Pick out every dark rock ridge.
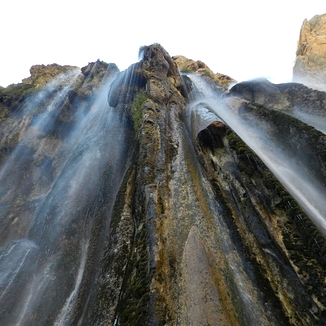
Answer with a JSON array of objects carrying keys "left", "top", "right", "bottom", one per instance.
[
  {"left": 228, "top": 79, "right": 326, "bottom": 185},
  {"left": 0, "top": 44, "right": 326, "bottom": 326}
]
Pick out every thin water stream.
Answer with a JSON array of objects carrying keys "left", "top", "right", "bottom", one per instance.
[
  {"left": 188, "top": 75, "right": 326, "bottom": 236},
  {"left": 291, "top": 109, "right": 326, "bottom": 134},
  {"left": 183, "top": 82, "right": 281, "bottom": 325},
  {"left": 1, "top": 52, "right": 325, "bottom": 325},
  {"left": 0, "top": 69, "right": 135, "bottom": 325}
]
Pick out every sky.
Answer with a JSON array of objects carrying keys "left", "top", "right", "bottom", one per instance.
[{"left": 1, "top": 0, "right": 325, "bottom": 87}]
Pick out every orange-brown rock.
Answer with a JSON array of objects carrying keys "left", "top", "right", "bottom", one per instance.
[
  {"left": 22, "top": 63, "right": 79, "bottom": 88},
  {"left": 293, "top": 14, "right": 326, "bottom": 88},
  {"left": 173, "top": 55, "right": 236, "bottom": 90}
]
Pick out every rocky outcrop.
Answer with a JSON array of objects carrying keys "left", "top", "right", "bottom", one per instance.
[
  {"left": 22, "top": 64, "right": 79, "bottom": 88},
  {"left": 0, "top": 64, "right": 79, "bottom": 117},
  {"left": 1, "top": 44, "right": 326, "bottom": 326},
  {"left": 196, "top": 118, "right": 326, "bottom": 325},
  {"left": 0, "top": 60, "right": 119, "bottom": 165},
  {"left": 293, "top": 14, "right": 326, "bottom": 88},
  {"left": 173, "top": 55, "right": 236, "bottom": 91},
  {"left": 228, "top": 77, "right": 326, "bottom": 114}
]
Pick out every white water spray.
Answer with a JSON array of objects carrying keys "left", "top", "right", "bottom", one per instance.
[
  {"left": 54, "top": 239, "right": 89, "bottom": 326},
  {"left": 0, "top": 68, "right": 135, "bottom": 325},
  {"left": 189, "top": 75, "right": 326, "bottom": 235}
]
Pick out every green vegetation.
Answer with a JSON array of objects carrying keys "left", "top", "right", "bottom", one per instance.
[
  {"left": 227, "top": 128, "right": 326, "bottom": 279},
  {"left": 180, "top": 66, "right": 193, "bottom": 73},
  {"left": 0, "top": 82, "right": 38, "bottom": 99},
  {"left": 131, "top": 89, "right": 148, "bottom": 131}
]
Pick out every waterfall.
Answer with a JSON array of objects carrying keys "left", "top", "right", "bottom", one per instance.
[
  {"left": 1, "top": 45, "right": 326, "bottom": 325},
  {"left": 291, "top": 109, "right": 326, "bottom": 134},
  {"left": 0, "top": 67, "right": 135, "bottom": 325},
  {"left": 187, "top": 74, "right": 326, "bottom": 236}
]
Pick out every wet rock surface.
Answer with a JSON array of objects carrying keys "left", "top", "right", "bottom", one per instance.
[{"left": 0, "top": 44, "right": 326, "bottom": 326}]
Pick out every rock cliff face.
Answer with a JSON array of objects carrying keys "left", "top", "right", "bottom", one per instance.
[
  {"left": 293, "top": 14, "right": 326, "bottom": 88},
  {"left": 173, "top": 55, "right": 236, "bottom": 90},
  {"left": 0, "top": 44, "right": 326, "bottom": 326}
]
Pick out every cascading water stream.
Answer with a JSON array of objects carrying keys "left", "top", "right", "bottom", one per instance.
[
  {"left": 187, "top": 74, "right": 326, "bottom": 236},
  {"left": 174, "top": 75, "right": 276, "bottom": 325},
  {"left": 54, "top": 239, "right": 90, "bottom": 326},
  {"left": 290, "top": 109, "right": 326, "bottom": 134},
  {"left": 2, "top": 43, "right": 326, "bottom": 325},
  {"left": 0, "top": 68, "right": 135, "bottom": 325}
]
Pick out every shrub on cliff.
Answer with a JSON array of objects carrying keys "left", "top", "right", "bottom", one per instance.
[{"left": 131, "top": 89, "right": 147, "bottom": 131}]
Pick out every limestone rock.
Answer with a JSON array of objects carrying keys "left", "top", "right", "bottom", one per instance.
[
  {"left": 78, "top": 60, "right": 119, "bottom": 98},
  {"left": 22, "top": 63, "right": 79, "bottom": 88},
  {"left": 228, "top": 78, "right": 290, "bottom": 110},
  {"left": 293, "top": 14, "right": 326, "bottom": 88},
  {"left": 1, "top": 43, "right": 326, "bottom": 326},
  {"left": 0, "top": 64, "right": 80, "bottom": 115},
  {"left": 81, "top": 60, "right": 118, "bottom": 78},
  {"left": 228, "top": 78, "right": 326, "bottom": 118},
  {"left": 173, "top": 55, "right": 236, "bottom": 90}
]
